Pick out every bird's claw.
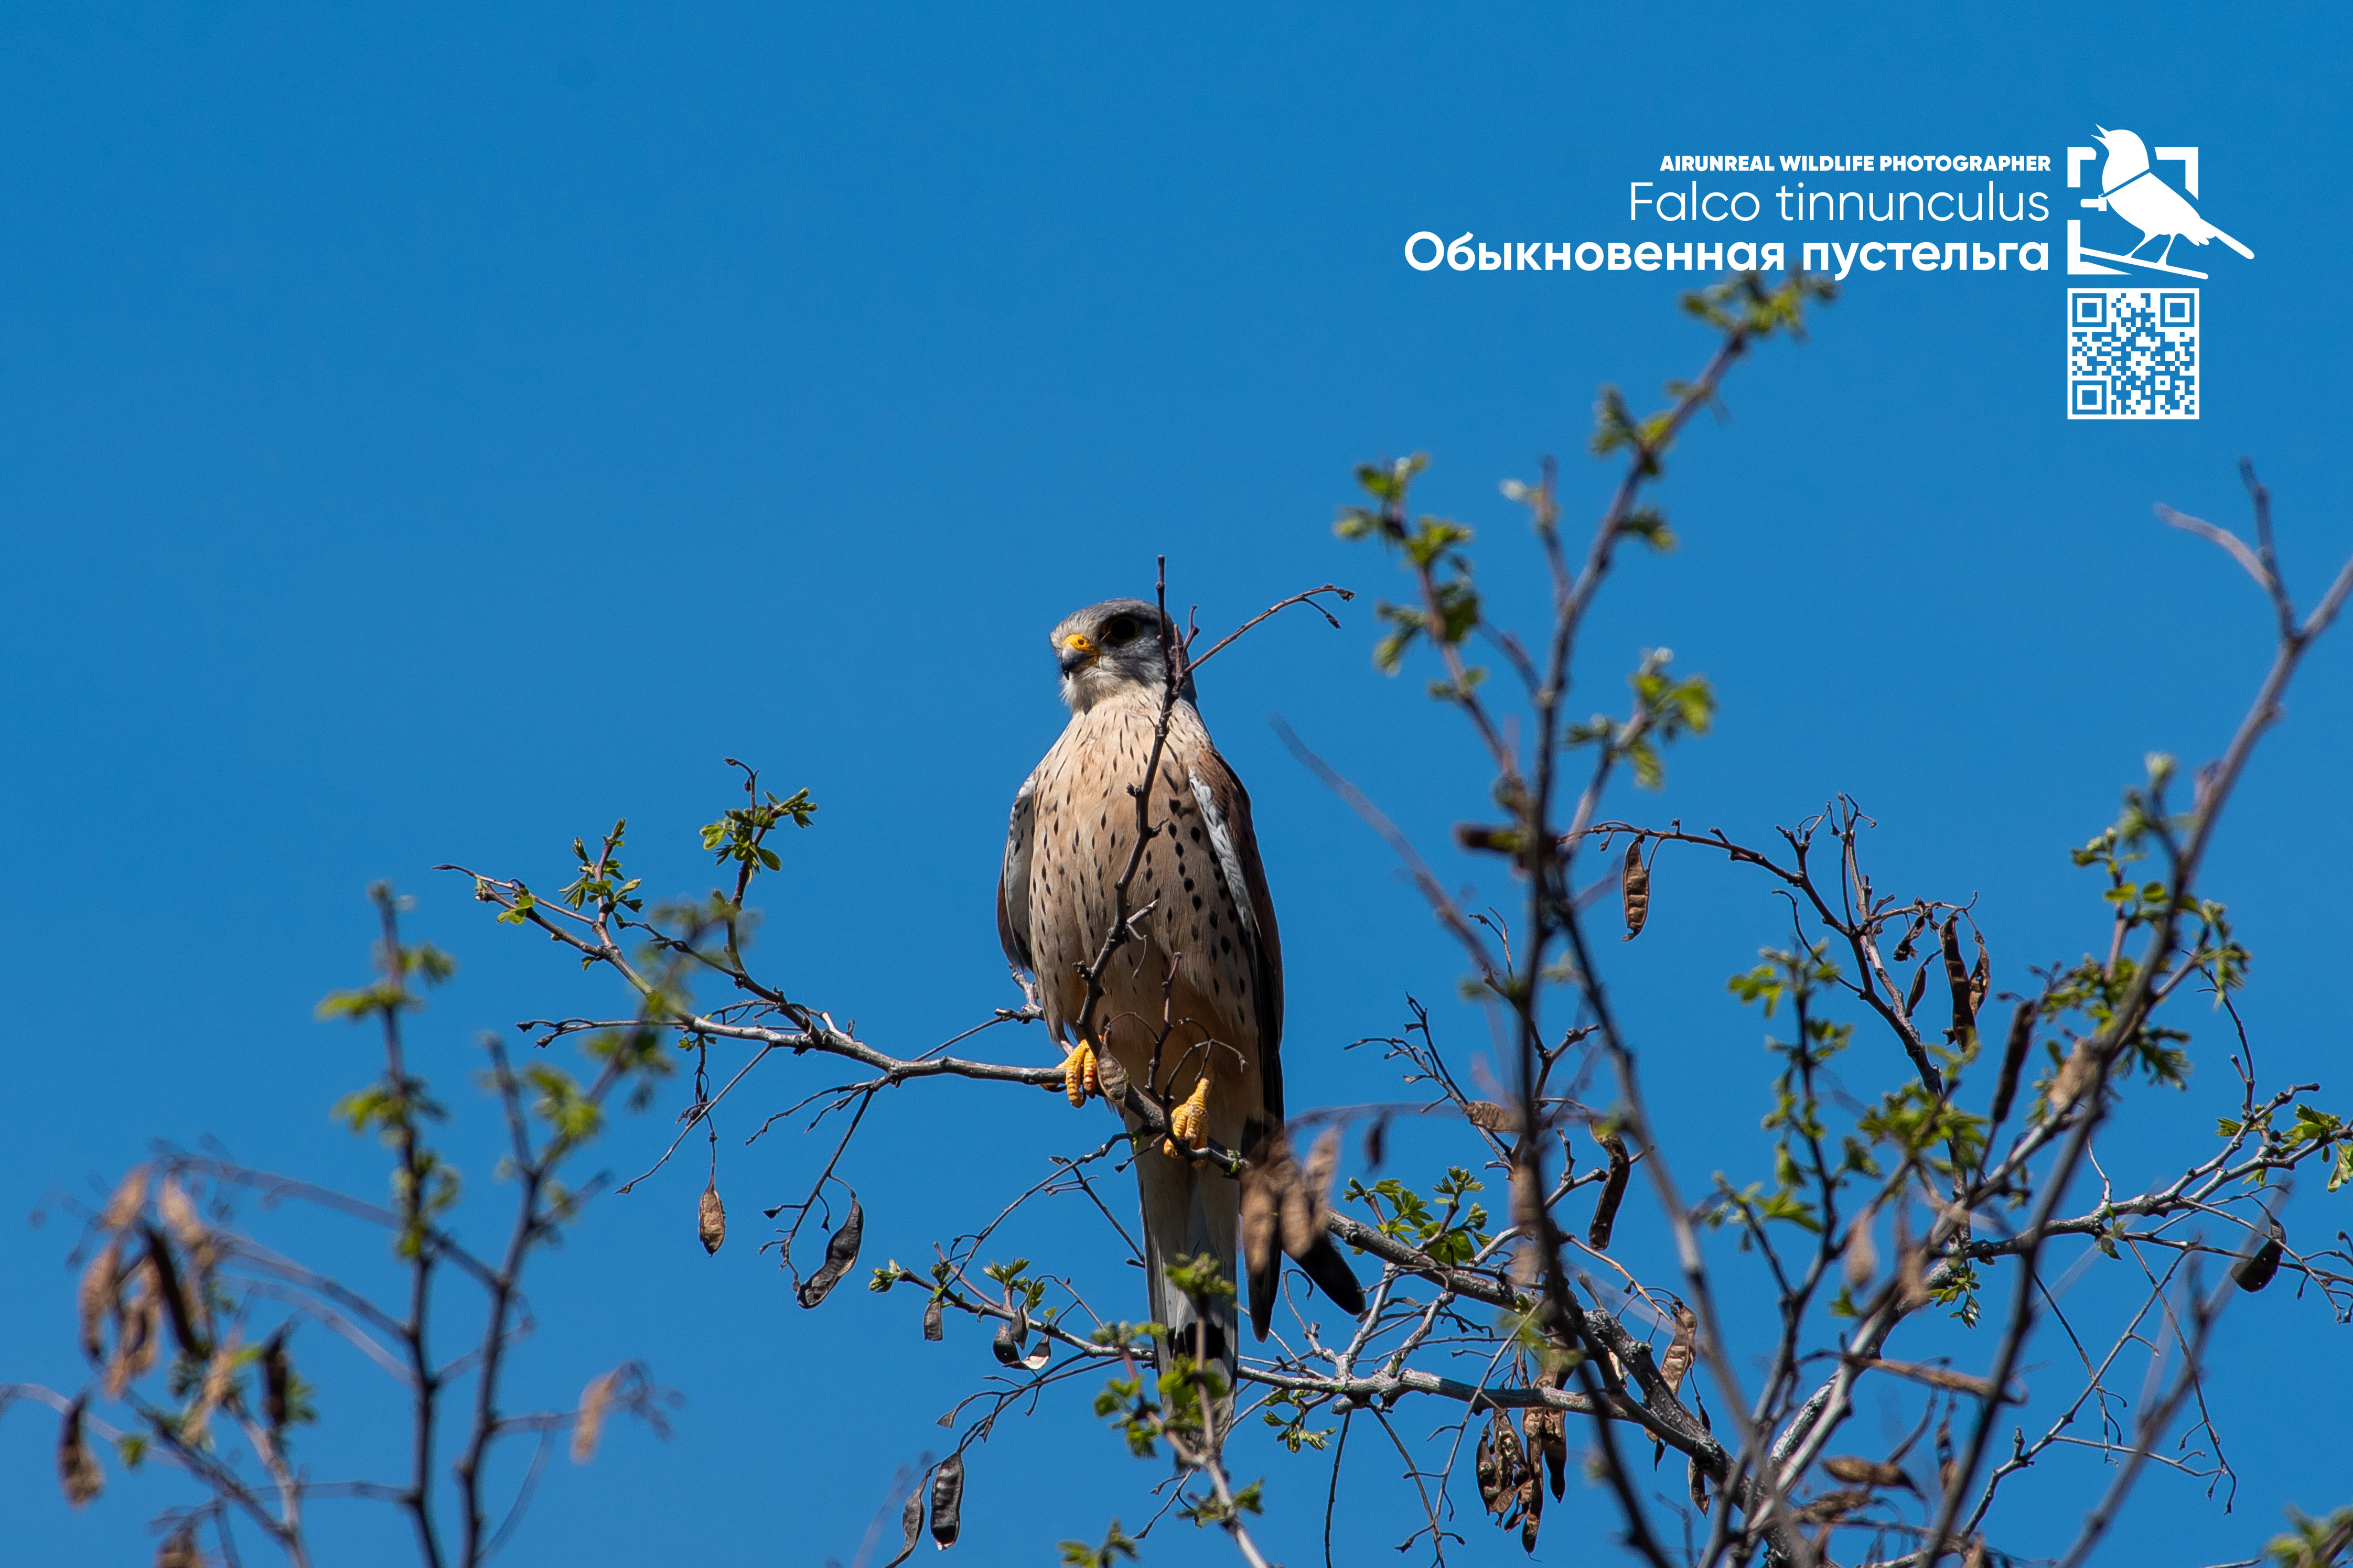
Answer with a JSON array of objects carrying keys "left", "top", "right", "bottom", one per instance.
[
  {"left": 1162, "top": 1077, "right": 1211, "bottom": 1157},
  {"left": 1061, "top": 1042, "right": 1100, "bottom": 1107}
]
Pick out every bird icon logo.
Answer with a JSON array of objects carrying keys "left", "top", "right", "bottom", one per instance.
[{"left": 2068, "top": 127, "right": 2252, "bottom": 279}]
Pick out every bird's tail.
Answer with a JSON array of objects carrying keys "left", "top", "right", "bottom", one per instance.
[
  {"left": 1136, "top": 1143, "right": 1241, "bottom": 1421},
  {"left": 2209, "top": 224, "right": 2254, "bottom": 259}
]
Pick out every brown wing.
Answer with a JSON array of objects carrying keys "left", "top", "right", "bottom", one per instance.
[
  {"left": 1183, "top": 752, "right": 1284, "bottom": 1123},
  {"left": 996, "top": 768, "right": 1039, "bottom": 974}
]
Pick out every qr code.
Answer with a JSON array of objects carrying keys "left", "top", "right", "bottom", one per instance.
[{"left": 2067, "top": 289, "right": 2197, "bottom": 419}]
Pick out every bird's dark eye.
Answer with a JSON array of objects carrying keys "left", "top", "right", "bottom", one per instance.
[{"left": 1103, "top": 615, "right": 1140, "bottom": 644}]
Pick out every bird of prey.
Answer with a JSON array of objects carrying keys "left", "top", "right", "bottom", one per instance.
[
  {"left": 997, "top": 598, "right": 1364, "bottom": 1381},
  {"left": 2082, "top": 126, "right": 2253, "bottom": 268}
]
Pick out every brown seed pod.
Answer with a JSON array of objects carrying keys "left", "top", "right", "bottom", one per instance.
[
  {"left": 795, "top": 1192, "right": 866, "bottom": 1309},
  {"left": 1093, "top": 1048, "right": 1129, "bottom": 1105},
  {"left": 1892, "top": 909, "right": 1926, "bottom": 964},
  {"left": 99, "top": 1165, "right": 150, "bottom": 1233},
  {"left": 1587, "top": 1125, "right": 1632, "bottom": 1251},
  {"left": 1621, "top": 837, "right": 1651, "bottom": 940},
  {"left": 155, "top": 1520, "right": 202, "bottom": 1568},
  {"left": 572, "top": 1367, "right": 618, "bottom": 1463},
  {"left": 105, "top": 1259, "right": 160, "bottom": 1399},
  {"left": 929, "top": 1452, "right": 965, "bottom": 1548},
  {"left": 1903, "top": 963, "right": 1928, "bottom": 1019},
  {"left": 2232, "top": 1223, "right": 2285, "bottom": 1292},
  {"left": 1844, "top": 1204, "right": 1879, "bottom": 1292},
  {"left": 262, "top": 1328, "right": 292, "bottom": 1432},
  {"left": 1961, "top": 1534, "right": 1988, "bottom": 1568},
  {"left": 1968, "top": 932, "right": 1990, "bottom": 1018},
  {"left": 1490, "top": 1408, "right": 1526, "bottom": 1511},
  {"left": 1990, "top": 1001, "right": 2034, "bottom": 1129},
  {"left": 699, "top": 1182, "right": 727, "bottom": 1256},
  {"left": 186, "top": 1331, "right": 241, "bottom": 1446},
  {"left": 1689, "top": 1450, "right": 1710, "bottom": 1515},
  {"left": 1475, "top": 1419, "right": 1503, "bottom": 1514},
  {"left": 1523, "top": 1406, "right": 1567, "bottom": 1500},
  {"left": 923, "top": 1294, "right": 944, "bottom": 1342},
  {"left": 2048, "top": 1039, "right": 2098, "bottom": 1116},
  {"left": 1284, "top": 1129, "right": 1338, "bottom": 1259},
  {"left": 58, "top": 1395, "right": 102, "bottom": 1508},
  {"left": 1518, "top": 1474, "right": 1542, "bottom": 1552},
  {"left": 1464, "top": 1100, "right": 1519, "bottom": 1134},
  {"left": 77, "top": 1236, "right": 121, "bottom": 1366},
  {"left": 157, "top": 1176, "right": 205, "bottom": 1252},
  {"left": 1940, "top": 918, "right": 1976, "bottom": 1051},
  {"left": 1799, "top": 1487, "right": 1875, "bottom": 1523},
  {"left": 1362, "top": 1114, "right": 1388, "bottom": 1171},
  {"left": 1822, "top": 1455, "right": 1917, "bottom": 1491},
  {"left": 1660, "top": 1303, "right": 1696, "bottom": 1394},
  {"left": 143, "top": 1226, "right": 203, "bottom": 1358}
]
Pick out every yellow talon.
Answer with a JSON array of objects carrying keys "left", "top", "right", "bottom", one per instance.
[
  {"left": 1061, "top": 1042, "right": 1099, "bottom": 1108},
  {"left": 1163, "top": 1077, "right": 1211, "bottom": 1157}
]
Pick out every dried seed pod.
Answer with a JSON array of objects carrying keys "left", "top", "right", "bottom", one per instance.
[
  {"left": 1489, "top": 1408, "right": 1527, "bottom": 1510},
  {"left": 1799, "top": 1487, "right": 1875, "bottom": 1523},
  {"left": 923, "top": 1294, "right": 944, "bottom": 1342},
  {"left": 1240, "top": 1142, "right": 1284, "bottom": 1282},
  {"left": 1518, "top": 1474, "right": 1542, "bottom": 1552},
  {"left": 1903, "top": 963, "right": 1928, "bottom": 1019},
  {"left": 105, "top": 1260, "right": 160, "bottom": 1399},
  {"left": 262, "top": 1329, "right": 292, "bottom": 1432},
  {"left": 1587, "top": 1125, "right": 1632, "bottom": 1251},
  {"left": 1940, "top": 918, "right": 1976, "bottom": 1051},
  {"left": 929, "top": 1452, "right": 965, "bottom": 1548},
  {"left": 1464, "top": 1100, "right": 1519, "bottom": 1134},
  {"left": 1935, "top": 1399, "right": 1957, "bottom": 1495},
  {"left": 1659, "top": 1303, "right": 1697, "bottom": 1391},
  {"left": 1362, "top": 1114, "right": 1388, "bottom": 1171},
  {"left": 699, "top": 1182, "right": 727, "bottom": 1256},
  {"left": 58, "top": 1396, "right": 102, "bottom": 1507},
  {"left": 795, "top": 1192, "right": 865, "bottom": 1308},
  {"left": 157, "top": 1176, "right": 205, "bottom": 1252},
  {"left": 572, "top": 1367, "right": 618, "bottom": 1462},
  {"left": 156, "top": 1520, "right": 202, "bottom": 1568},
  {"left": 1844, "top": 1204, "right": 1879, "bottom": 1292},
  {"left": 1961, "top": 1534, "right": 1988, "bottom": 1568},
  {"left": 1475, "top": 1419, "right": 1503, "bottom": 1513},
  {"left": 1822, "top": 1455, "right": 1917, "bottom": 1491},
  {"left": 1621, "top": 837, "right": 1651, "bottom": 940},
  {"left": 881, "top": 1480, "right": 924, "bottom": 1568},
  {"left": 1892, "top": 910, "right": 1925, "bottom": 964},
  {"left": 1968, "top": 931, "right": 1990, "bottom": 1018},
  {"left": 2048, "top": 1039, "right": 2098, "bottom": 1116},
  {"left": 77, "top": 1236, "right": 120, "bottom": 1365},
  {"left": 1523, "top": 1407, "right": 1567, "bottom": 1500},
  {"left": 1284, "top": 1129, "right": 1338, "bottom": 1258},
  {"left": 991, "top": 1305, "right": 1029, "bottom": 1367},
  {"left": 1689, "top": 1448, "right": 1710, "bottom": 1515},
  {"left": 2232, "top": 1222, "right": 2285, "bottom": 1292},
  {"left": 1093, "top": 1048, "right": 1129, "bottom": 1104},
  {"left": 143, "top": 1226, "right": 203, "bottom": 1357},
  {"left": 99, "top": 1165, "right": 150, "bottom": 1233},
  {"left": 186, "top": 1331, "right": 241, "bottom": 1446},
  {"left": 1990, "top": 1002, "right": 2034, "bottom": 1129}
]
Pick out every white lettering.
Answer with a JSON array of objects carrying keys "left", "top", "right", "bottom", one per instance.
[
  {"left": 1760, "top": 241, "right": 1784, "bottom": 269},
  {"left": 1477, "top": 243, "right": 1502, "bottom": 271},
  {"left": 1727, "top": 240, "right": 1758, "bottom": 270},
  {"left": 1577, "top": 241, "right": 1604, "bottom": 271},
  {"left": 1802, "top": 242, "right": 1831, "bottom": 273},
  {"left": 1607, "top": 241, "right": 1632, "bottom": 271},
  {"left": 1447, "top": 233, "right": 1476, "bottom": 271},
  {"left": 1630, "top": 182, "right": 1655, "bottom": 220},
  {"left": 2020, "top": 241, "right": 2049, "bottom": 271},
  {"left": 1634, "top": 241, "right": 1661, "bottom": 271},
  {"left": 1404, "top": 232, "right": 1444, "bottom": 271}
]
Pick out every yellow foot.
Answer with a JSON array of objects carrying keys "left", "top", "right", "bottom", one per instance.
[
  {"left": 1061, "top": 1042, "right": 1099, "bottom": 1108},
  {"left": 1162, "top": 1077, "right": 1211, "bottom": 1157}
]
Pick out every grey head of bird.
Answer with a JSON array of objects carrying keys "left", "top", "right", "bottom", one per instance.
[
  {"left": 1048, "top": 597, "right": 1197, "bottom": 713},
  {"left": 2093, "top": 126, "right": 2151, "bottom": 184}
]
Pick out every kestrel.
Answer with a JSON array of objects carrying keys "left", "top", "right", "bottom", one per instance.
[{"left": 998, "top": 599, "right": 1363, "bottom": 1377}]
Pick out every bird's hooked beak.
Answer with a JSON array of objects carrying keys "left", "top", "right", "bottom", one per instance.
[
  {"left": 1058, "top": 631, "right": 1099, "bottom": 675},
  {"left": 2093, "top": 126, "right": 2113, "bottom": 148}
]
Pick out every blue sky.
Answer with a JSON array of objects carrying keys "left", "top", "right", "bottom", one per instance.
[{"left": 6, "top": 5, "right": 2351, "bottom": 1564}]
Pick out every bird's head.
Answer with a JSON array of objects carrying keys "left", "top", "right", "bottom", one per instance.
[
  {"left": 1048, "top": 598, "right": 1192, "bottom": 713},
  {"left": 2093, "top": 126, "right": 2151, "bottom": 177}
]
